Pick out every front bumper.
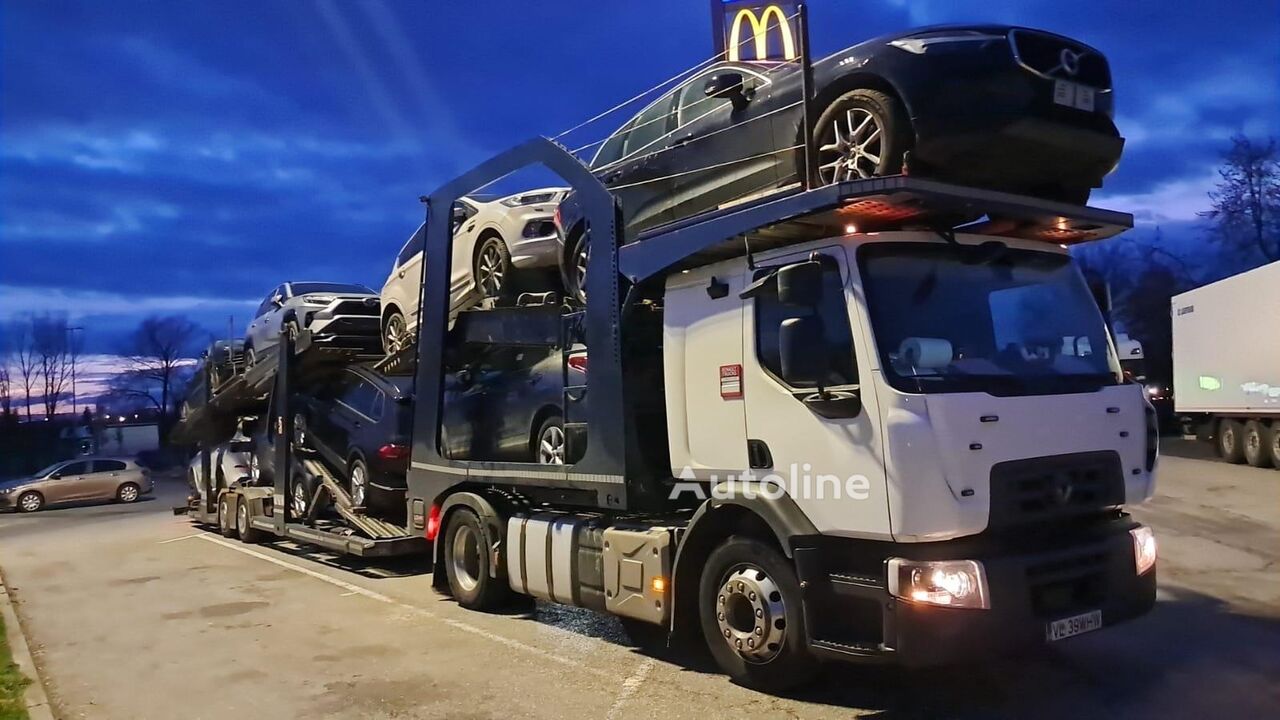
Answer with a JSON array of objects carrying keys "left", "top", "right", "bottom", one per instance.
[
  {"left": 508, "top": 233, "right": 560, "bottom": 269},
  {"left": 795, "top": 515, "right": 1156, "bottom": 666}
]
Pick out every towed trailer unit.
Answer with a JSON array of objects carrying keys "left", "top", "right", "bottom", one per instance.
[
  {"left": 406, "top": 138, "right": 1159, "bottom": 690},
  {"left": 176, "top": 330, "right": 426, "bottom": 558}
]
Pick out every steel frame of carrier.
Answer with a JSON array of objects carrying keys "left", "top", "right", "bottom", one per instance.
[{"left": 177, "top": 328, "right": 426, "bottom": 557}]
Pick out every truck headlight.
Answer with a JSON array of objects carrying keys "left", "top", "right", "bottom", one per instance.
[
  {"left": 1130, "top": 526, "right": 1157, "bottom": 575},
  {"left": 887, "top": 558, "right": 990, "bottom": 609}
]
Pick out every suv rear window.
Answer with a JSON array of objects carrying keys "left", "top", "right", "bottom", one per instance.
[{"left": 94, "top": 460, "right": 128, "bottom": 472}]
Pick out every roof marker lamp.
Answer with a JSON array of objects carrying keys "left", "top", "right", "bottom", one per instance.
[
  {"left": 887, "top": 558, "right": 990, "bottom": 609},
  {"left": 1131, "top": 526, "right": 1157, "bottom": 575}
]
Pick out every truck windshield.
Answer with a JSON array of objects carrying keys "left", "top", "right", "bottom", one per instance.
[{"left": 859, "top": 242, "right": 1120, "bottom": 396}]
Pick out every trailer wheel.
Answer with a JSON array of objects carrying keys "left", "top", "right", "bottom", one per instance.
[
  {"left": 218, "top": 495, "right": 236, "bottom": 538},
  {"left": 443, "top": 508, "right": 511, "bottom": 611},
  {"left": 1243, "top": 420, "right": 1273, "bottom": 468},
  {"left": 1269, "top": 422, "right": 1280, "bottom": 471},
  {"left": 699, "top": 536, "right": 817, "bottom": 691},
  {"left": 237, "top": 498, "right": 264, "bottom": 544},
  {"left": 1218, "top": 418, "right": 1246, "bottom": 463}
]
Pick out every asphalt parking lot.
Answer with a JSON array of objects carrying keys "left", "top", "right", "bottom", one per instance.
[{"left": 1, "top": 441, "right": 1278, "bottom": 720}]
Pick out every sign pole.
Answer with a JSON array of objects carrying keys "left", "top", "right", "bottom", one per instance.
[{"left": 797, "top": 2, "right": 815, "bottom": 190}]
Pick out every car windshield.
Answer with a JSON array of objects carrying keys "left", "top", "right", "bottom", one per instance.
[
  {"left": 32, "top": 462, "right": 65, "bottom": 477},
  {"left": 859, "top": 242, "right": 1120, "bottom": 396},
  {"left": 291, "top": 282, "right": 372, "bottom": 295}
]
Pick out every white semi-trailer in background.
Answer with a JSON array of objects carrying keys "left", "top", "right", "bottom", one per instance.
[{"left": 1172, "top": 260, "right": 1280, "bottom": 468}]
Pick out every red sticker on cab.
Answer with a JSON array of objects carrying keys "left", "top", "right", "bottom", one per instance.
[{"left": 720, "top": 364, "right": 743, "bottom": 399}]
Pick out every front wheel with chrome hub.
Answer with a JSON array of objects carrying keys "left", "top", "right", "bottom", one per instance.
[
  {"left": 813, "top": 88, "right": 907, "bottom": 186},
  {"left": 699, "top": 537, "right": 817, "bottom": 691}
]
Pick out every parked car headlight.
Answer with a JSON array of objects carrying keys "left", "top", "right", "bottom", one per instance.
[{"left": 887, "top": 558, "right": 990, "bottom": 609}]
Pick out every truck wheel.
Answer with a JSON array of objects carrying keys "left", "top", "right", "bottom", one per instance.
[
  {"left": 237, "top": 498, "right": 264, "bottom": 544},
  {"left": 1243, "top": 420, "right": 1273, "bottom": 468},
  {"left": 289, "top": 469, "right": 319, "bottom": 521},
  {"left": 1269, "top": 421, "right": 1280, "bottom": 471},
  {"left": 1218, "top": 418, "right": 1246, "bottom": 463},
  {"left": 699, "top": 536, "right": 817, "bottom": 691},
  {"left": 218, "top": 495, "right": 236, "bottom": 538},
  {"left": 443, "top": 508, "right": 511, "bottom": 611}
]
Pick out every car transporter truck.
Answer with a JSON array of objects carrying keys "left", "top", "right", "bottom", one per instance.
[{"left": 177, "top": 138, "right": 1159, "bottom": 691}]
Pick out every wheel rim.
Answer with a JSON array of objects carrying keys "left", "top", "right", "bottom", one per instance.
[
  {"left": 248, "top": 453, "right": 260, "bottom": 482},
  {"left": 385, "top": 314, "right": 406, "bottom": 353},
  {"left": 246, "top": 348, "right": 256, "bottom": 367},
  {"left": 293, "top": 415, "right": 307, "bottom": 447},
  {"left": 120, "top": 485, "right": 138, "bottom": 502},
  {"left": 20, "top": 494, "right": 40, "bottom": 512},
  {"left": 451, "top": 523, "right": 482, "bottom": 593},
  {"left": 477, "top": 243, "right": 505, "bottom": 297},
  {"left": 1247, "top": 429, "right": 1261, "bottom": 456},
  {"left": 538, "top": 424, "right": 566, "bottom": 465},
  {"left": 715, "top": 565, "right": 787, "bottom": 663},
  {"left": 1222, "top": 428, "right": 1236, "bottom": 453},
  {"left": 350, "top": 464, "right": 367, "bottom": 507},
  {"left": 238, "top": 503, "right": 248, "bottom": 533},
  {"left": 575, "top": 243, "right": 589, "bottom": 301},
  {"left": 219, "top": 499, "right": 228, "bottom": 528},
  {"left": 817, "top": 106, "right": 884, "bottom": 184},
  {"left": 292, "top": 481, "right": 308, "bottom": 516},
  {"left": 1272, "top": 429, "right": 1280, "bottom": 459}
]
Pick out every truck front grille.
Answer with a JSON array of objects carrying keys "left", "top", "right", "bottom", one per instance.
[
  {"left": 989, "top": 451, "right": 1125, "bottom": 528},
  {"left": 1026, "top": 549, "right": 1107, "bottom": 617},
  {"left": 1010, "top": 29, "right": 1111, "bottom": 89}
]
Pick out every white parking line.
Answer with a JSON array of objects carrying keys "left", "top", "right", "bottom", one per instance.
[
  {"left": 606, "top": 658, "right": 655, "bottom": 720},
  {"left": 157, "top": 533, "right": 202, "bottom": 545},
  {"left": 194, "top": 534, "right": 612, "bottom": 678}
]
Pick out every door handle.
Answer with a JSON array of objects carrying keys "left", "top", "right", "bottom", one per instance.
[
  {"left": 671, "top": 135, "right": 692, "bottom": 148},
  {"left": 602, "top": 169, "right": 624, "bottom": 184}
]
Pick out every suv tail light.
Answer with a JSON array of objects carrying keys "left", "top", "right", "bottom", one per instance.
[
  {"left": 378, "top": 443, "right": 410, "bottom": 461},
  {"left": 567, "top": 354, "right": 588, "bottom": 373}
]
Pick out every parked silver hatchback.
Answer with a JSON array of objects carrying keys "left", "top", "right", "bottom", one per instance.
[{"left": 0, "top": 457, "right": 152, "bottom": 512}]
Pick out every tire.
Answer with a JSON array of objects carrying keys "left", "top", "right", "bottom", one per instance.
[
  {"left": 116, "top": 482, "right": 141, "bottom": 503},
  {"left": 474, "top": 235, "right": 512, "bottom": 301},
  {"left": 1218, "top": 418, "right": 1246, "bottom": 464},
  {"left": 383, "top": 309, "right": 409, "bottom": 355},
  {"left": 698, "top": 536, "right": 818, "bottom": 692},
  {"left": 1268, "top": 421, "right": 1280, "bottom": 471},
  {"left": 244, "top": 346, "right": 257, "bottom": 368},
  {"left": 1243, "top": 420, "right": 1273, "bottom": 468},
  {"left": 218, "top": 494, "right": 236, "bottom": 537},
  {"left": 534, "top": 415, "right": 566, "bottom": 465},
  {"left": 16, "top": 490, "right": 43, "bottom": 513},
  {"left": 442, "top": 508, "right": 511, "bottom": 610},
  {"left": 288, "top": 469, "right": 319, "bottom": 521},
  {"left": 237, "top": 498, "right": 264, "bottom": 543},
  {"left": 566, "top": 232, "right": 589, "bottom": 305},
  {"left": 293, "top": 413, "right": 309, "bottom": 449},
  {"left": 812, "top": 88, "right": 909, "bottom": 186},
  {"left": 284, "top": 320, "right": 300, "bottom": 343},
  {"left": 348, "top": 458, "right": 370, "bottom": 509}
]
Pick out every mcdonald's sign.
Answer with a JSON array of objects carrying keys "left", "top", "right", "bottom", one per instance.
[{"left": 711, "top": 1, "right": 801, "bottom": 62}]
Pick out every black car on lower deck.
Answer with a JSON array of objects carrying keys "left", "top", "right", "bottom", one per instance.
[
  {"left": 556, "top": 24, "right": 1123, "bottom": 300},
  {"left": 292, "top": 367, "right": 414, "bottom": 521}
]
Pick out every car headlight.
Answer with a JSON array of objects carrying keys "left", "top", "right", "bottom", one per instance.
[
  {"left": 887, "top": 558, "right": 990, "bottom": 609},
  {"left": 501, "top": 192, "right": 557, "bottom": 208},
  {"left": 1130, "top": 526, "right": 1157, "bottom": 575},
  {"left": 888, "top": 31, "right": 1005, "bottom": 55},
  {"left": 302, "top": 295, "right": 336, "bottom": 306}
]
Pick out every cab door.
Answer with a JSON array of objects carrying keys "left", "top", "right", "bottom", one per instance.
[{"left": 740, "top": 247, "right": 890, "bottom": 538}]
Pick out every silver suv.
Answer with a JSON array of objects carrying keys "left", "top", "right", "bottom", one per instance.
[{"left": 244, "top": 282, "right": 380, "bottom": 365}]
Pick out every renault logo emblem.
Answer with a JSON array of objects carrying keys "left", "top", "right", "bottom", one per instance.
[{"left": 1058, "top": 48, "right": 1082, "bottom": 77}]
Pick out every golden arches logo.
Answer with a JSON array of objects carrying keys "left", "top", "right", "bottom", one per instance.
[{"left": 727, "top": 5, "right": 796, "bottom": 62}]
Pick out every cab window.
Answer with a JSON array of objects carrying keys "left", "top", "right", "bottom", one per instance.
[{"left": 754, "top": 262, "right": 858, "bottom": 387}]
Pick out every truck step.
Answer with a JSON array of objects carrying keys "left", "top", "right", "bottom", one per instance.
[{"left": 809, "top": 638, "right": 893, "bottom": 659}]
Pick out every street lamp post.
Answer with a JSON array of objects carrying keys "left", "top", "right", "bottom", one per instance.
[{"left": 67, "top": 326, "right": 84, "bottom": 416}]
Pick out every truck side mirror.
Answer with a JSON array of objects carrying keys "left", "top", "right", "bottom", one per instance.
[
  {"left": 777, "top": 260, "right": 823, "bottom": 306},
  {"left": 779, "top": 316, "right": 826, "bottom": 388}
]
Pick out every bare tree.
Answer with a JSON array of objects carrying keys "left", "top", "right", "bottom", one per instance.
[
  {"left": 117, "top": 315, "right": 204, "bottom": 435},
  {"left": 0, "top": 324, "right": 12, "bottom": 419},
  {"left": 1200, "top": 135, "right": 1280, "bottom": 264},
  {"left": 10, "top": 320, "right": 39, "bottom": 421},
  {"left": 31, "top": 313, "right": 76, "bottom": 419}
]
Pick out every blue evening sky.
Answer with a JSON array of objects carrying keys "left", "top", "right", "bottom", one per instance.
[{"left": 2, "top": 0, "right": 1278, "bottom": 352}]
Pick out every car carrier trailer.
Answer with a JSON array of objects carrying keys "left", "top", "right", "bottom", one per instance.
[
  {"left": 402, "top": 138, "right": 1160, "bottom": 690},
  {"left": 175, "top": 329, "right": 427, "bottom": 557}
]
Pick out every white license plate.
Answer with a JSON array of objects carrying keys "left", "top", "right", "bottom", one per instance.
[
  {"left": 1046, "top": 609, "right": 1102, "bottom": 641},
  {"left": 1053, "top": 79, "right": 1097, "bottom": 112}
]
